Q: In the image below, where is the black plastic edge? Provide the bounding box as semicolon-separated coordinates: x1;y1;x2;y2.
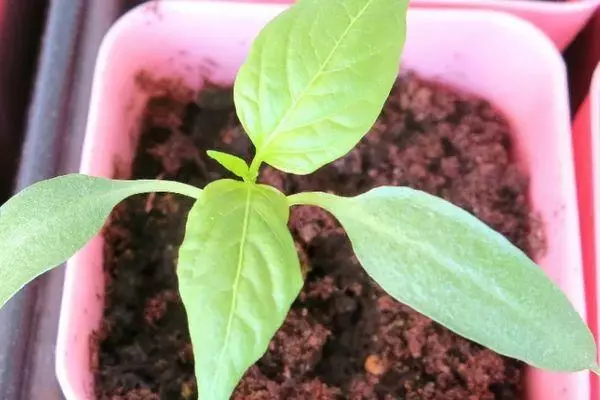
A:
0;0;135;399
0;1;48;202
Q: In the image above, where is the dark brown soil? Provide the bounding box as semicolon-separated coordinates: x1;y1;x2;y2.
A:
94;71;543;399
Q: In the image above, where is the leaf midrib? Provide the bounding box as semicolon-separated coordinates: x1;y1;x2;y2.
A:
255;0;377;159
211;184;253;392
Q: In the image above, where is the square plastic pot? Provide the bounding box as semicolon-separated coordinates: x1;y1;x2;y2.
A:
408;0;600;51
218;0;600;51
572;62;600;400
55;3;590;399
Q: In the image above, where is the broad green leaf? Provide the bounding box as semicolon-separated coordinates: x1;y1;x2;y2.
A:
207;150;251;180
178;179;303;400
288;187;598;371
234;0;408;175
0;174;200;308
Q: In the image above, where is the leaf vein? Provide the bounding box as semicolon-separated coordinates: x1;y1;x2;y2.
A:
256;0;377;158
211;184;253;392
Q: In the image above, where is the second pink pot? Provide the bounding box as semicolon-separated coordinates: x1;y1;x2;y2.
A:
410;0;600;50
227;0;600;50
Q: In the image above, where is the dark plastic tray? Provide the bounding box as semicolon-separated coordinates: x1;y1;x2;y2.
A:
0;1;146;399
0;2;46;203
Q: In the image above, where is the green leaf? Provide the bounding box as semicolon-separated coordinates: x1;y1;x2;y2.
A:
288;187;598;371
0;173;200;308
234;0;408;175
178;179;303;400
207;150;252;180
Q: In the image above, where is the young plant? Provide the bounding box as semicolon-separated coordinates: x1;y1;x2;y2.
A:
0;0;598;399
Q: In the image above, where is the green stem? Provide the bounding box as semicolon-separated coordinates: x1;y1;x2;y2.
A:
138;179;202;199
248;157;262;183
287;191;336;207
287;192;316;206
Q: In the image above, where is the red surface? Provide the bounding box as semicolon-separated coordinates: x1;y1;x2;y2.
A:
572;96;599;400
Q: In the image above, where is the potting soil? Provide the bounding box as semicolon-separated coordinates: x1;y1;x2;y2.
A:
93;72;543;400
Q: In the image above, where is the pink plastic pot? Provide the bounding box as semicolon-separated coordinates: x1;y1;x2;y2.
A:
572;62;600;400
409;0;600;51
227;0;600;51
55;3;590;399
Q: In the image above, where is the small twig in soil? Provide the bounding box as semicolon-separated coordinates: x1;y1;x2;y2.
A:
145;173;165;213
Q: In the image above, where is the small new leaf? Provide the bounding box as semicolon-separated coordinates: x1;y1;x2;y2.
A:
234;0;408;174
178;179;303;400
207;150;251;180
0;174;200;307
289;187;597;372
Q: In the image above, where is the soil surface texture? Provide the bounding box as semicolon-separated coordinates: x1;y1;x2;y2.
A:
94;72;543;400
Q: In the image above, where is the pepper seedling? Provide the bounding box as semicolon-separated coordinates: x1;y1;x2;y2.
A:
0;0;598;399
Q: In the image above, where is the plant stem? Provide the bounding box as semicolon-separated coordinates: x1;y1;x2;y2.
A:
287;191;332;207
287;192;314;206
145;179;203;199
248;157;262;183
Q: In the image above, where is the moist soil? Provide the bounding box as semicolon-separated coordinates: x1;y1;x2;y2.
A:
94;72;544;400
